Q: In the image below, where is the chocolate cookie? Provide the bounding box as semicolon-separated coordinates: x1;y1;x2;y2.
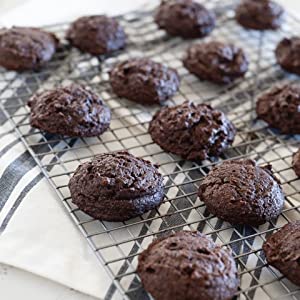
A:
137;231;239;300
256;83;300;134
66;15;126;55
69;151;164;221
263;221;300;286
28;84;111;137
155;0;215;39
276;37;300;75
198;159;285;226
292;149;300;177
183;41;248;84
0;26;58;71
235;0;284;30
109;58;180;104
149;101;236;160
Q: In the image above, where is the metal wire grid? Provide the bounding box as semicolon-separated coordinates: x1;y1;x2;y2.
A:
0;1;300;299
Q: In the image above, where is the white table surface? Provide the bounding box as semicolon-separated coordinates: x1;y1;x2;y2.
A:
0;0;299;299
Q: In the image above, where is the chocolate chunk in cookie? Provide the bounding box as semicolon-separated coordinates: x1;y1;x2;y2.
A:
0;26;58;71
263;221;300;286
137;231;239;300
66;15;126;55
110;58;180;104
28;84;111;137
256;83;300;134
183;41;248;84
155;0;215;39
236;0;284;30
198;159;285;226
149;101;236;160
276;37;300;75
292;149;300;177
69;151;164;221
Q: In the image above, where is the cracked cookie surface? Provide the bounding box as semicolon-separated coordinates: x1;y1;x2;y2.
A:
292;149;300;177
256;83;300;134
149;101;236;160
28;84;111;137
138;230;239;300
198;159;285;226
69;151;164;221
66;15;126;55
235;0;284;30
0;26;58;71
276;37;300;76
263;221;300;286
183;41;248;84
110;58;180;104
155;0;215;38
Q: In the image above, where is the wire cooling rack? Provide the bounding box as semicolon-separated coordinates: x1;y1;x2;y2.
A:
0;0;300;299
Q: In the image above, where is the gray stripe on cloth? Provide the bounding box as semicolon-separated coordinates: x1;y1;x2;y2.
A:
0;139;19;158
0;108;7;126
0;135;78;232
0;173;44;234
0;151;36;212
0;129;14;139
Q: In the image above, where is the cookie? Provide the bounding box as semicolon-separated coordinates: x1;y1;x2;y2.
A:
276;37;300;75
155;0;215;39
198;159;285;226
256;83;300;134
69;151;164;221
109;58;180;104
28;84;111;137
292;149;300;177
149;101;236;160
0;26;58;71
66;15;126;55
235;0;284;30
183;41;248;84
137;231;239;300
263;221;300;286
